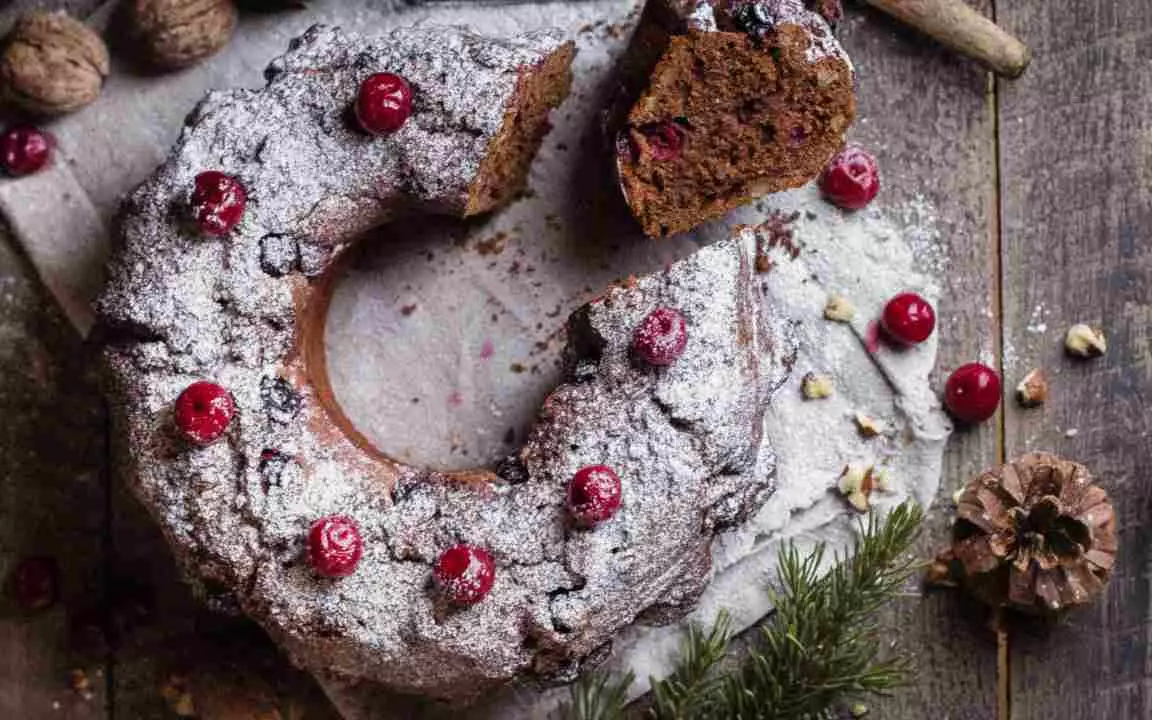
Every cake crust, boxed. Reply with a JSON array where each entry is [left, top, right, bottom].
[[97, 23, 789, 705]]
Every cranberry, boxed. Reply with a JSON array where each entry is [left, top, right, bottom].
[[820, 146, 880, 210], [881, 292, 936, 345], [1, 125, 53, 176], [308, 515, 364, 578], [944, 363, 1001, 424], [434, 544, 495, 606], [633, 307, 688, 366], [355, 72, 413, 135], [636, 121, 686, 161], [174, 381, 236, 445], [567, 465, 622, 526], [10, 556, 58, 611], [191, 171, 247, 236]]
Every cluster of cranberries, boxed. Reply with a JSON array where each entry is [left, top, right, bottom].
[[820, 146, 1001, 425]]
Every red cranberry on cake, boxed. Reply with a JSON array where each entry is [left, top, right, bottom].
[[568, 465, 623, 526], [633, 307, 688, 366], [355, 72, 413, 135], [174, 381, 235, 445], [191, 171, 247, 236], [434, 544, 495, 606], [308, 515, 364, 578]]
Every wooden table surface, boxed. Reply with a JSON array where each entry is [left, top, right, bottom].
[[1, 1, 1149, 718]]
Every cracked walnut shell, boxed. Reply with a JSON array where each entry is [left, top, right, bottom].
[[130, 0, 238, 71], [949, 453, 1116, 614], [0, 11, 110, 116]]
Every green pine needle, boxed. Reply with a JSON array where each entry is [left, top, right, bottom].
[[564, 670, 636, 720], [561, 502, 924, 720]]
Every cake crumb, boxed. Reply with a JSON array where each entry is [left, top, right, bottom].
[[475, 232, 507, 256]]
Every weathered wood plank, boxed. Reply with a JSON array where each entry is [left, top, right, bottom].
[[999, 2, 1152, 719], [0, 224, 109, 719], [838, 4, 1001, 718]]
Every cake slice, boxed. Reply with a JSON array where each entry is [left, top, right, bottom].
[[610, 0, 855, 237]]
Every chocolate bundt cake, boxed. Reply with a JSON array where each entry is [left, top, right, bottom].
[[96, 22, 792, 704], [611, 0, 855, 237]]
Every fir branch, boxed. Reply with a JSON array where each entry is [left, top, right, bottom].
[[562, 669, 635, 720], [562, 502, 924, 720], [650, 612, 732, 718]]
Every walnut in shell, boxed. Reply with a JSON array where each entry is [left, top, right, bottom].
[[130, 0, 238, 71], [0, 11, 109, 116], [949, 452, 1116, 614]]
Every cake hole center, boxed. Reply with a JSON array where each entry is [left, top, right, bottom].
[[323, 219, 567, 472]]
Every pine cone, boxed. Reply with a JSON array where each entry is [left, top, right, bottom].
[[949, 453, 1116, 614]]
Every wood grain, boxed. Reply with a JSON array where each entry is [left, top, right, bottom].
[[998, 0, 1152, 718], [0, 223, 109, 719], [865, 0, 1031, 78], [838, 4, 1002, 718]]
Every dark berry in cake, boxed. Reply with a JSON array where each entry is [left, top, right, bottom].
[[636, 121, 686, 161], [308, 515, 364, 578], [1, 125, 53, 177], [881, 292, 936, 345], [259, 449, 293, 491], [944, 363, 1001, 424], [191, 171, 247, 236], [567, 465, 622, 526], [174, 381, 235, 445], [633, 307, 688, 366], [261, 376, 300, 424], [258, 234, 300, 277], [434, 545, 495, 606], [820, 146, 880, 210], [10, 556, 58, 612], [355, 72, 413, 135]]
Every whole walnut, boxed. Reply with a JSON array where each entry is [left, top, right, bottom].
[[0, 11, 110, 116], [129, 0, 238, 71]]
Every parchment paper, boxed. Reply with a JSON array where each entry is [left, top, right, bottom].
[[0, 2, 951, 717]]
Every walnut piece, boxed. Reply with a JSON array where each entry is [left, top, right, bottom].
[[801, 372, 834, 399], [824, 292, 856, 322], [0, 11, 109, 116], [1015, 368, 1048, 407], [853, 412, 883, 437], [130, 0, 238, 70], [1064, 323, 1106, 358]]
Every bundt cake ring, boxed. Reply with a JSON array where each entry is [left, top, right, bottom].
[[95, 22, 803, 706]]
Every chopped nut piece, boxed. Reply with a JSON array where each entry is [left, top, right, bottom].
[[801, 372, 834, 399], [838, 464, 872, 512], [853, 412, 882, 437], [69, 668, 94, 700], [871, 467, 890, 492], [1064, 323, 1106, 358], [161, 674, 196, 717], [824, 292, 856, 322], [1015, 368, 1048, 407]]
